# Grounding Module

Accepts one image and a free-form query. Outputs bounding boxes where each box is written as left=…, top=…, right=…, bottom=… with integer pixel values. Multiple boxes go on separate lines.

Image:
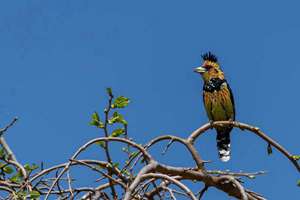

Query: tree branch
left=188, top=121, right=300, bottom=172
left=141, top=173, right=197, bottom=200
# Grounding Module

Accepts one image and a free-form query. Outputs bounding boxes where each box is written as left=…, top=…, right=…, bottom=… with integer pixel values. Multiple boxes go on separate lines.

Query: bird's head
left=194, top=52, right=224, bottom=82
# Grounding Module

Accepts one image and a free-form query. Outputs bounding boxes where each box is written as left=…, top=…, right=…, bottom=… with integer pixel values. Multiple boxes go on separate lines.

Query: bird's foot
left=228, top=118, right=234, bottom=125
left=227, top=118, right=235, bottom=128
left=209, top=120, right=214, bottom=129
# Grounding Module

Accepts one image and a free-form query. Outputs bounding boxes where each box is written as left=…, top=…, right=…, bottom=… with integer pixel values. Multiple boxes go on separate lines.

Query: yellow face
left=194, top=61, right=224, bottom=82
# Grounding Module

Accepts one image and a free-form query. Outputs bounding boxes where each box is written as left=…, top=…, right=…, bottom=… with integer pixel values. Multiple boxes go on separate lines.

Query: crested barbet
left=194, top=52, right=235, bottom=162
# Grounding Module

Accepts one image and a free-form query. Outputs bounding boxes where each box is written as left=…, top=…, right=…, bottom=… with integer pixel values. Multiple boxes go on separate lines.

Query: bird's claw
left=228, top=118, right=234, bottom=126
left=209, top=120, right=214, bottom=129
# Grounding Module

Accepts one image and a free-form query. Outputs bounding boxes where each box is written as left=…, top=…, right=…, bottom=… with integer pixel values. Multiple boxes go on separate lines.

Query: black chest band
left=203, top=78, right=226, bottom=92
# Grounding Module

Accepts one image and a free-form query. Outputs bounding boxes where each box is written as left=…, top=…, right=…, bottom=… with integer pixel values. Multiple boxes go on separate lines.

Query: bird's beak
left=193, top=66, right=206, bottom=74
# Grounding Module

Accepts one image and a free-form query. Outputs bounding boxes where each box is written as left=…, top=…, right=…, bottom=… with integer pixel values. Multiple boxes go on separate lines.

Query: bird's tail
left=216, top=127, right=232, bottom=162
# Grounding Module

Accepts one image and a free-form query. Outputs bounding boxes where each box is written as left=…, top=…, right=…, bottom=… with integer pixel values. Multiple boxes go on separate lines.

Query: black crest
left=201, top=52, right=218, bottom=62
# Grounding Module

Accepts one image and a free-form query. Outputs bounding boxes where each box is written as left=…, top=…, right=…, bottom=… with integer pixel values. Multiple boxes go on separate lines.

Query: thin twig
left=103, top=92, right=117, bottom=199
left=162, top=139, right=174, bottom=155
left=198, top=185, right=208, bottom=199
left=0, top=117, right=18, bottom=161
left=141, top=173, right=198, bottom=200
left=67, top=171, right=74, bottom=200
left=70, top=159, right=126, bottom=189
left=207, top=170, right=266, bottom=179
left=218, top=176, right=248, bottom=200
left=45, top=137, right=151, bottom=199
left=0, top=117, right=18, bottom=137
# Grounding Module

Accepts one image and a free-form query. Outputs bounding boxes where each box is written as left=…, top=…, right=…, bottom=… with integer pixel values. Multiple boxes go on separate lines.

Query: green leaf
left=29, top=190, right=40, bottom=199
left=108, top=112, right=127, bottom=125
left=92, top=112, right=100, bottom=121
left=16, top=191, right=27, bottom=199
left=0, top=162, right=5, bottom=168
left=89, top=120, right=103, bottom=128
left=112, top=96, right=130, bottom=108
left=113, top=162, right=120, bottom=168
left=3, top=166, right=13, bottom=174
left=31, top=164, right=39, bottom=171
left=293, top=155, right=300, bottom=161
left=121, top=169, right=130, bottom=176
left=96, top=141, right=106, bottom=148
left=111, top=128, right=125, bottom=137
left=298, top=180, right=300, bottom=187
left=98, top=123, right=104, bottom=128
left=140, top=157, right=146, bottom=164
left=130, top=151, right=139, bottom=158
left=10, top=172, right=23, bottom=183
left=106, top=87, right=113, bottom=97
left=24, top=164, right=39, bottom=173
left=24, top=164, right=31, bottom=171
left=89, top=112, right=104, bottom=128
left=0, top=148, right=6, bottom=158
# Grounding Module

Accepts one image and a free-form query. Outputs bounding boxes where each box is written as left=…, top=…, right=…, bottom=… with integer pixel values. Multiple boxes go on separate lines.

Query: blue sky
left=0, top=0, right=299, bottom=199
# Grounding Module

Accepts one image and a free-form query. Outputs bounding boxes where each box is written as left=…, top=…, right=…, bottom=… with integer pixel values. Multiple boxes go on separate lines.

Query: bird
left=194, top=52, right=235, bottom=162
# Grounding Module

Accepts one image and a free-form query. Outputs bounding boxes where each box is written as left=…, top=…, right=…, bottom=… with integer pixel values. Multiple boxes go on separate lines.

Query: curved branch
left=124, top=162, right=158, bottom=200
left=207, top=170, right=266, bottom=179
left=0, top=118, right=32, bottom=192
left=141, top=173, right=197, bottom=200
left=155, top=163, right=265, bottom=200
left=145, top=135, right=205, bottom=169
left=218, top=176, right=248, bottom=200
left=45, top=137, right=151, bottom=199
left=70, top=159, right=127, bottom=189
left=30, top=159, right=126, bottom=183
left=80, top=182, right=120, bottom=199
left=0, top=186, right=14, bottom=193
left=188, top=121, right=300, bottom=172
left=0, top=117, right=18, bottom=137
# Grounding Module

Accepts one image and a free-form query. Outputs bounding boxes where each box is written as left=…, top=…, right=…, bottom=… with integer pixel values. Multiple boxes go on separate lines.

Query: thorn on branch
left=0, top=117, right=18, bottom=137
left=201, top=160, right=212, bottom=164
left=162, top=139, right=174, bottom=155
left=267, top=143, right=273, bottom=155
left=198, top=185, right=208, bottom=199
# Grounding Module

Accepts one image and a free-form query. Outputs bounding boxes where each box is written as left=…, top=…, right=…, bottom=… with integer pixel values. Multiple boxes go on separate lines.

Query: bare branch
left=124, top=162, right=157, bottom=200
left=198, top=185, right=208, bottom=199
left=218, top=176, right=248, bottom=200
left=0, top=117, right=33, bottom=194
left=145, top=135, right=205, bottom=169
left=103, top=92, right=117, bottom=198
left=188, top=121, right=300, bottom=172
left=31, top=159, right=123, bottom=182
left=0, top=115, right=294, bottom=200
left=141, top=173, right=197, bottom=200
left=45, top=137, right=151, bottom=199
left=67, top=171, right=74, bottom=200
left=70, top=159, right=127, bottom=189
left=207, top=170, right=266, bottom=179
left=0, top=117, right=18, bottom=161
left=0, top=117, right=18, bottom=137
